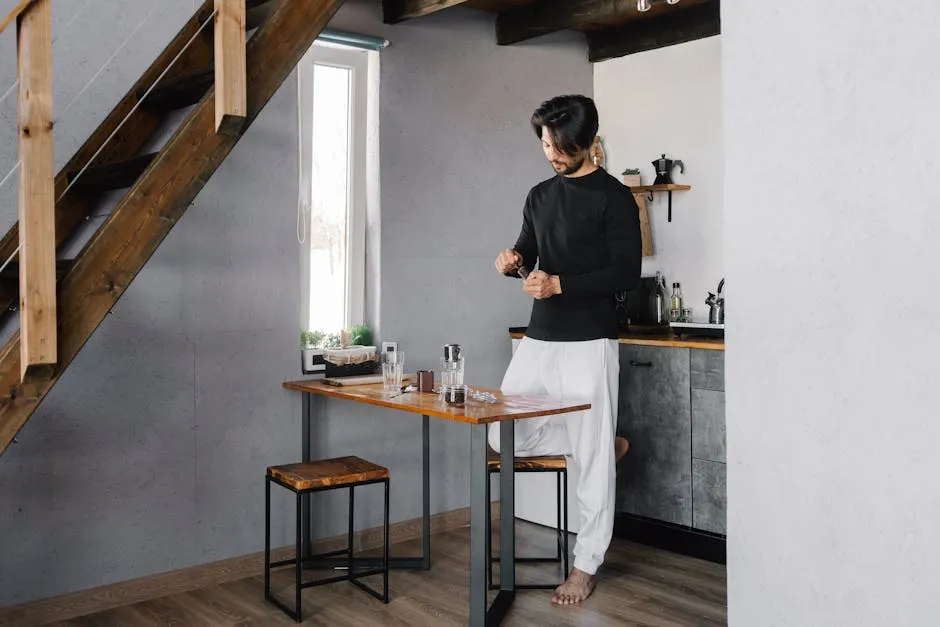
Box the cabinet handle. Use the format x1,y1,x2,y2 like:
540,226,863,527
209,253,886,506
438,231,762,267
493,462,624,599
629,360,653,368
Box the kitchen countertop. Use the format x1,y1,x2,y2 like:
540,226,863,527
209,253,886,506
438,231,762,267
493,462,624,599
508,327,725,351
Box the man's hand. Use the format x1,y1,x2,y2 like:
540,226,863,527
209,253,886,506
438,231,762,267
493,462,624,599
523,270,562,300
495,249,523,276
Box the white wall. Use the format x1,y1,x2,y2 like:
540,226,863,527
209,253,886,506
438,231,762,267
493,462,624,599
725,1,940,625
594,37,724,320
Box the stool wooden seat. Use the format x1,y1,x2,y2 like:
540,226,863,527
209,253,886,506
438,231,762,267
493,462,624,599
268,456,389,490
265,455,389,622
486,451,569,591
486,449,567,471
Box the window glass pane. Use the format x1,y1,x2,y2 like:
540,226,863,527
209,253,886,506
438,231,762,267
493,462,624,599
308,64,351,334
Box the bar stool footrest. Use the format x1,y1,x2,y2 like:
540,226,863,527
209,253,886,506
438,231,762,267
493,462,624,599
492,556,562,563
489,582,559,591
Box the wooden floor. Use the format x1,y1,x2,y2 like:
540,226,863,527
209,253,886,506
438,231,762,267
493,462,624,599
42,522,726,626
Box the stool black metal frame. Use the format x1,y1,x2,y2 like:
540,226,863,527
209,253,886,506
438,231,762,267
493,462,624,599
485,461,568,590
265,473,389,623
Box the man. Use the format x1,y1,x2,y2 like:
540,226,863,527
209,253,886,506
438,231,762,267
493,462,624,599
491,94,641,606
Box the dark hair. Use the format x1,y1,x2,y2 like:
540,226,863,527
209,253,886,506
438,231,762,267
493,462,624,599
531,95,599,156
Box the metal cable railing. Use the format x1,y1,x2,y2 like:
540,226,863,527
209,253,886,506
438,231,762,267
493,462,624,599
0,5,218,277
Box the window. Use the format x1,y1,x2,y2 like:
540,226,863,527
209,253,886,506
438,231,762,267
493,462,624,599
297,43,374,336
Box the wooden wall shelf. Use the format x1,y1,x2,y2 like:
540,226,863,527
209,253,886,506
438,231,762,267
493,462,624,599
630,184,691,222
629,184,691,193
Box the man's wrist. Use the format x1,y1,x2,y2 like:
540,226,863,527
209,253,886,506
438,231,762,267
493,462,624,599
551,275,562,295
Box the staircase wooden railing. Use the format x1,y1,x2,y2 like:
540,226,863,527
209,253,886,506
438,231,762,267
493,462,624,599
0,0,343,454
2,0,57,382
0,0,35,35
0,0,248,384
214,0,247,135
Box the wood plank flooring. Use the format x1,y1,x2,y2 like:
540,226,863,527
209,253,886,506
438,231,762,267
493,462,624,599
39,522,726,626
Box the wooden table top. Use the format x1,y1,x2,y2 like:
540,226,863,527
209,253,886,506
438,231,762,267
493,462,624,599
282,380,591,425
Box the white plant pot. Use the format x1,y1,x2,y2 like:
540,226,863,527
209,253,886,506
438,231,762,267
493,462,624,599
623,174,642,188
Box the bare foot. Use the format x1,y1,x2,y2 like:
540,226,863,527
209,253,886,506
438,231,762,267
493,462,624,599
551,568,596,606
615,436,630,462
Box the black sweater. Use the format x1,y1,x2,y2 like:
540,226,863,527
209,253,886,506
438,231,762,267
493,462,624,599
512,168,642,342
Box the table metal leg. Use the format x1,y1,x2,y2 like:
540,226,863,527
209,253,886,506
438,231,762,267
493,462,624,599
498,419,516,593
469,423,488,627
297,397,429,572
301,392,312,559
423,414,431,570
470,420,517,626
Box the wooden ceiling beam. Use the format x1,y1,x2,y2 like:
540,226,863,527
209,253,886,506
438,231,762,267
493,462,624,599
588,0,720,62
496,0,636,46
383,0,471,24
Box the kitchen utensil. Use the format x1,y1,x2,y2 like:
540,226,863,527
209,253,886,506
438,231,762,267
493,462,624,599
652,153,685,185
706,278,725,324
323,373,413,387
441,344,464,388
443,344,461,362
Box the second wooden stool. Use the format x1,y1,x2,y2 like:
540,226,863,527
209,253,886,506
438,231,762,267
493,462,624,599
485,450,569,590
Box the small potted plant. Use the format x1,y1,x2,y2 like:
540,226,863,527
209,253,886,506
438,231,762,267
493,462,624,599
301,330,326,374
622,168,642,188
347,324,373,347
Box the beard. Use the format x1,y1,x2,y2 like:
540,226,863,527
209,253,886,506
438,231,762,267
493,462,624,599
552,155,585,175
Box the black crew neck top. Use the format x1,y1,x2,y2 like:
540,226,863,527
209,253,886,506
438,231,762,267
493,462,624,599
511,167,642,342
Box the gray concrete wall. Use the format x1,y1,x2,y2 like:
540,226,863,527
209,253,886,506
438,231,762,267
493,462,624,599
0,0,592,606
725,1,940,625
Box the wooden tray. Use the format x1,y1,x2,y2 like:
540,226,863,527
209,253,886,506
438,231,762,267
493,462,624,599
323,373,413,387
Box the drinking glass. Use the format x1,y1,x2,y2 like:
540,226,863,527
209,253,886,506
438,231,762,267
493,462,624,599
440,356,464,388
382,351,405,393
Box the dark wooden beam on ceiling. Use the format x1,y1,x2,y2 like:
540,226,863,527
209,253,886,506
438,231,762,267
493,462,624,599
383,0,470,24
588,0,720,62
497,0,636,46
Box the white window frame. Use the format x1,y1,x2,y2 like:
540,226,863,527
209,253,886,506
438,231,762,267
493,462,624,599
298,43,369,331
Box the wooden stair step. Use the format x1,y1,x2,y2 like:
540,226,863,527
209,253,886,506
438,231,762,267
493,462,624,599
67,153,157,192
139,68,213,111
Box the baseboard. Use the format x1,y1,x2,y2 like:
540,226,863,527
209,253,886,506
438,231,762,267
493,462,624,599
614,513,726,565
0,505,481,627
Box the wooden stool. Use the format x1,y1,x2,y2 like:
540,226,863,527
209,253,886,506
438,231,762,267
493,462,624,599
265,456,390,622
485,451,569,590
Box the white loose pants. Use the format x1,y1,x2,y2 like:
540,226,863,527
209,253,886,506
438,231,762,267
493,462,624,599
488,336,619,576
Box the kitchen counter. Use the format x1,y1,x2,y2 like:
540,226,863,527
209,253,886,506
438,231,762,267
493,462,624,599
508,327,724,351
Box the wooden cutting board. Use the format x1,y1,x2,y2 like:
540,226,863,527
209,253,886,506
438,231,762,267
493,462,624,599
323,374,413,387
633,192,654,257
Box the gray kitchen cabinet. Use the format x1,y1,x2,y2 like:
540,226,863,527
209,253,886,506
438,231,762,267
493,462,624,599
692,389,726,463
691,349,725,391
616,345,692,526
692,459,727,534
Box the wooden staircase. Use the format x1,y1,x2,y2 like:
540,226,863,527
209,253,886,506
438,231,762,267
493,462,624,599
0,0,344,454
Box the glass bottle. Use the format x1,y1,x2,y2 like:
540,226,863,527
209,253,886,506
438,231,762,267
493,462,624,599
670,282,684,321
654,271,667,325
